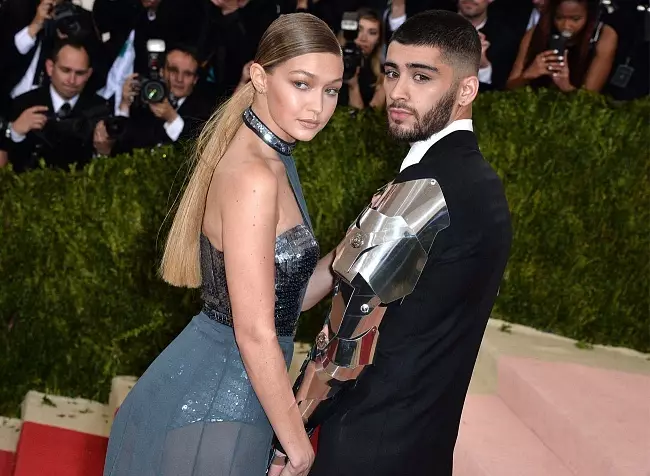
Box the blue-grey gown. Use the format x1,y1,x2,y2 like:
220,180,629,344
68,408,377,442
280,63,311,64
103,154,318,475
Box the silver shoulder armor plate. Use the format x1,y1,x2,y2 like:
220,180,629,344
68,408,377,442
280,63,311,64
334,178,450,303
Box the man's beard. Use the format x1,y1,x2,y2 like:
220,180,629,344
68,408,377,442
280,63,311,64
387,84,458,143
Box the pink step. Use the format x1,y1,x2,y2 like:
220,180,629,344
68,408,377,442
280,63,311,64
499,356,650,476
454,395,572,476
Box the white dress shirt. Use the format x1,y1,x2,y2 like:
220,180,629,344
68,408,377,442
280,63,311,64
527,9,541,31
11,27,42,99
399,119,474,172
474,18,493,85
11,86,80,143
116,96,186,142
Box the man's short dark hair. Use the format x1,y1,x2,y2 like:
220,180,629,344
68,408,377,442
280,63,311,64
164,44,200,69
50,38,90,64
390,10,481,77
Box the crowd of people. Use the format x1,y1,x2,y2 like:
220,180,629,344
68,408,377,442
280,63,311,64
0,0,647,173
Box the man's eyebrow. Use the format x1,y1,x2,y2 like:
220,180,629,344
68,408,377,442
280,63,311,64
383,61,440,74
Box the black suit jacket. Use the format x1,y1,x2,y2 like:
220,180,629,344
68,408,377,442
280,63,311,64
0,0,107,101
7,86,107,173
115,90,214,154
478,15,521,91
92,0,204,76
310,130,512,476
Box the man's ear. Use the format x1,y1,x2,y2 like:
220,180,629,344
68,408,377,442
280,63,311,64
249,63,267,94
45,59,54,78
458,75,479,107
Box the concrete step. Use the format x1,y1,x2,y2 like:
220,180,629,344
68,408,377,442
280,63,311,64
13,391,110,476
498,356,650,476
454,395,573,476
0,418,21,476
107,376,137,417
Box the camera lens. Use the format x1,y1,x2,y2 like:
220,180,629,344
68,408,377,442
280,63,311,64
141,81,166,103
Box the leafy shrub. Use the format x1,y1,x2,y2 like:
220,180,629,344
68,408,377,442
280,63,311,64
0,90,647,415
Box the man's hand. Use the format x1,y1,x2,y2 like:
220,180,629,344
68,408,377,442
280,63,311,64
119,73,140,113
210,0,244,15
93,120,114,156
12,106,49,136
149,99,178,123
29,0,55,37
391,0,405,18
479,32,491,69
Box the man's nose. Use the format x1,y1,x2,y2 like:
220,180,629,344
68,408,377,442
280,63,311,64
389,77,408,102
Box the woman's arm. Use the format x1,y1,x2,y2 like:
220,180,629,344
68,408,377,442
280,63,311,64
221,162,313,475
506,29,536,90
583,24,618,92
301,249,336,312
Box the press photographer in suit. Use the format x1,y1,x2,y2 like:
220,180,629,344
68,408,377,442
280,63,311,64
3,39,114,173
0,0,107,107
113,45,213,154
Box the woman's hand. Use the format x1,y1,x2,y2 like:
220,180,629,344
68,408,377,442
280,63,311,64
345,67,360,88
523,49,562,80
551,50,575,92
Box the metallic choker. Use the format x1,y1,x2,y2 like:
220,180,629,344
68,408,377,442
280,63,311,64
242,107,296,156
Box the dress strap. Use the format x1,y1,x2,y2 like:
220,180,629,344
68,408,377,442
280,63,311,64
278,153,313,232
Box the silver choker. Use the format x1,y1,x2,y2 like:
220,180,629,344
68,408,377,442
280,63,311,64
242,107,296,156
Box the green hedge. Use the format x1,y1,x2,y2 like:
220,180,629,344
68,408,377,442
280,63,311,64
1,89,648,416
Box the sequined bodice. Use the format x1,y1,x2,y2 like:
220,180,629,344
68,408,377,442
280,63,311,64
200,224,319,337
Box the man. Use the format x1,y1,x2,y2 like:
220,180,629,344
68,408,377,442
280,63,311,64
283,10,512,476
0,0,106,106
94,0,204,110
111,45,213,154
457,0,520,90
3,39,111,172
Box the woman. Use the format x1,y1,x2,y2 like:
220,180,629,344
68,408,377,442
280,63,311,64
506,0,618,92
103,13,343,476
338,8,386,110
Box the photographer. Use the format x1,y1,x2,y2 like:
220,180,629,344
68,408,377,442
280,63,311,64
0,0,106,106
2,39,111,173
338,8,386,110
506,0,618,92
112,45,213,154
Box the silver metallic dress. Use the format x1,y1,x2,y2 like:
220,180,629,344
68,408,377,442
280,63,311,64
104,109,318,476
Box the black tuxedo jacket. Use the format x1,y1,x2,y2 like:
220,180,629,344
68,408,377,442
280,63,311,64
479,15,521,91
310,130,512,476
92,0,204,77
7,86,107,173
114,91,214,154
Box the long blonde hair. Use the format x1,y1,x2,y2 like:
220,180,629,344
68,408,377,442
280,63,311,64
160,13,342,288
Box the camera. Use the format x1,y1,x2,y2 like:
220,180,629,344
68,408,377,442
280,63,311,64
134,39,168,106
341,12,364,81
45,102,126,145
48,0,85,38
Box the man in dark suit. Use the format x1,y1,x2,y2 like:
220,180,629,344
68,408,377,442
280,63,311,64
457,0,520,90
3,39,110,173
0,0,107,106
111,45,213,154
303,10,512,476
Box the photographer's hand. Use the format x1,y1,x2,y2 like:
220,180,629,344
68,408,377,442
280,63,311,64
93,121,114,156
119,74,139,114
29,0,55,38
12,106,49,137
149,99,178,124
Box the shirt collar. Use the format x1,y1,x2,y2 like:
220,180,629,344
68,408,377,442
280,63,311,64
49,85,80,113
475,17,487,30
399,119,474,172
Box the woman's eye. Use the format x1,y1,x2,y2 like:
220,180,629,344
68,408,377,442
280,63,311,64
293,81,309,90
325,88,340,96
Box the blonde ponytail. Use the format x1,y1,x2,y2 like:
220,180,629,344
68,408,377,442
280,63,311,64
160,82,255,287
